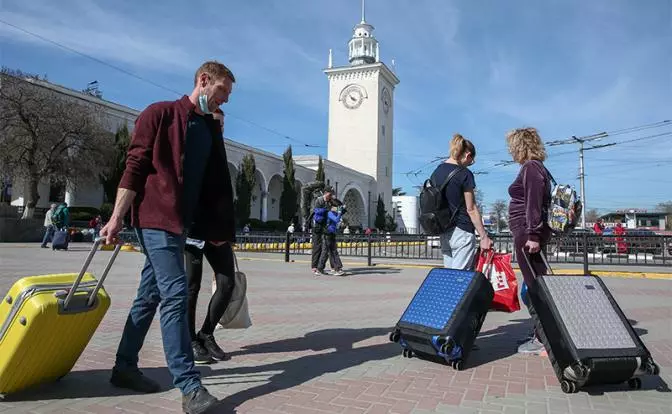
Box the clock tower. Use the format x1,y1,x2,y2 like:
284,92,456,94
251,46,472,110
324,0,399,212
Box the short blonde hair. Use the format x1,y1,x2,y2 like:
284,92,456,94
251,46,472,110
194,61,236,86
506,127,547,163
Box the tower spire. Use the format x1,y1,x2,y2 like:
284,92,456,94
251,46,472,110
348,0,378,65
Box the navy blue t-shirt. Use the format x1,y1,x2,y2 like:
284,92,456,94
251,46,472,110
429,163,476,234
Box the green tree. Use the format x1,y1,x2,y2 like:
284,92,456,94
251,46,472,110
280,145,298,224
392,187,406,196
101,124,130,204
374,194,387,230
315,155,325,182
234,153,256,227
385,214,398,232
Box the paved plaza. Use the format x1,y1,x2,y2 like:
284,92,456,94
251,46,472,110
0,243,671,414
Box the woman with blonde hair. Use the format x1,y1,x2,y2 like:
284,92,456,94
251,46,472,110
429,134,493,270
506,127,552,355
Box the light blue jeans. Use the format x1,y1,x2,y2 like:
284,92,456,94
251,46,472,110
440,226,477,270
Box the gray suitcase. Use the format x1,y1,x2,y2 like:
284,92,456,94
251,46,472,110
524,253,660,393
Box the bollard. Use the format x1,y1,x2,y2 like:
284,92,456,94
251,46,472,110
284,232,291,263
367,235,373,267
582,232,590,274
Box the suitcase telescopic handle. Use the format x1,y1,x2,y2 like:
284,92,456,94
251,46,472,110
521,249,553,279
63,237,122,310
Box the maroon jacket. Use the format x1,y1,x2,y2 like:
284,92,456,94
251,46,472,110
507,160,551,243
118,95,235,242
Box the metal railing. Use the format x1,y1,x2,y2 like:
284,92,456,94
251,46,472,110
234,232,672,269
117,230,672,269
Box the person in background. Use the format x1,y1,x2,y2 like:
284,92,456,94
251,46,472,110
429,134,492,270
593,218,604,235
316,199,346,276
99,60,236,414
89,215,102,239
505,127,552,356
40,203,57,248
310,186,334,275
185,106,236,365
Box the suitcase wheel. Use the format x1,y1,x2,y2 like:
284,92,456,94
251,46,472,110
389,330,401,343
402,348,414,358
439,338,455,355
450,359,464,371
560,380,578,394
627,378,642,390
645,361,660,376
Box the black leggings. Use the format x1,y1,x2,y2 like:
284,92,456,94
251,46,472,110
185,242,235,341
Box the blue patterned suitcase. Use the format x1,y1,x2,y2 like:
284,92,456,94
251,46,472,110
389,267,494,370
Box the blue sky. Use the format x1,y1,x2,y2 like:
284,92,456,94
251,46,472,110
1,0,670,214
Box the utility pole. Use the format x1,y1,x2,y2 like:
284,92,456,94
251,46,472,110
547,132,615,229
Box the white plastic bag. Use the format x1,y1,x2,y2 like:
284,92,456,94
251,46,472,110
216,252,252,329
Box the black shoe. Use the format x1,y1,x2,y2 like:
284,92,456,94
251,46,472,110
192,341,215,364
110,368,161,393
182,386,220,414
198,332,230,361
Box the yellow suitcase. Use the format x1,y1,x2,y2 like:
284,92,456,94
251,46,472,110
0,239,121,398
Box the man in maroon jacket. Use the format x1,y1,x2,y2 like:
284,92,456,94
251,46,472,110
100,61,235,414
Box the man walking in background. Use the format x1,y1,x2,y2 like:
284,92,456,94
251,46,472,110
99,60,236,414
310,186,334,275
40,203,56,248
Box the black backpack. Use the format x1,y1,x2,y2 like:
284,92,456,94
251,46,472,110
418,166,465,235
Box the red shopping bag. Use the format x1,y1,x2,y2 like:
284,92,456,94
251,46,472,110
476,250,520,313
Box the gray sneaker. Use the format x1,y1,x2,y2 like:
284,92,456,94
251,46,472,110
517,337,546,355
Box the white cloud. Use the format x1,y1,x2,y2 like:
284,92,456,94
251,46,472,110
0,1,196,72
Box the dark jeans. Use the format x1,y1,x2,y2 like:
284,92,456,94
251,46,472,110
318,233,342,271
41,225,54,247
311,231,324,269
514,234,548,340
185,242,235,340
114,228,200,395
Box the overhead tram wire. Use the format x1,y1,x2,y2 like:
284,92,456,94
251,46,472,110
0,18,323,149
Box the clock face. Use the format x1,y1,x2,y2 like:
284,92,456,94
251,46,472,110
381,87,391,114
340,85,365,109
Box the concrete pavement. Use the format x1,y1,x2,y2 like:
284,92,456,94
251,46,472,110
0,243,671,413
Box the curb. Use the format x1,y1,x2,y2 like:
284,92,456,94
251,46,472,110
236,256,672,280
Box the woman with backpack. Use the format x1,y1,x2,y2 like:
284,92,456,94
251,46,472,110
505,127,552,355
429,134,493,270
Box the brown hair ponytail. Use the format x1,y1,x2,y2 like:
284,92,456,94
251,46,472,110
450,133,476,161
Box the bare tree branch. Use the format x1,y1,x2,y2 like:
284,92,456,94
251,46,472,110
1,67,115,218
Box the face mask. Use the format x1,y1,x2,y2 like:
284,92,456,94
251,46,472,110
198,92,211,114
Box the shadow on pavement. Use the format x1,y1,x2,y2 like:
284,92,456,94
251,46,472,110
3,327,397,410
343,267,402,276
229,327,392,357
466,318,533,369
627,319,649,337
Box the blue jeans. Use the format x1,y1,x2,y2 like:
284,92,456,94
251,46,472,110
41,225,54,247
114,228,201,395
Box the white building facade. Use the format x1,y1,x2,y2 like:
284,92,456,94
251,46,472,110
8,1,397,230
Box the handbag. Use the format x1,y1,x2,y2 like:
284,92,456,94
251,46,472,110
216,251,252,329
476,249,521,313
